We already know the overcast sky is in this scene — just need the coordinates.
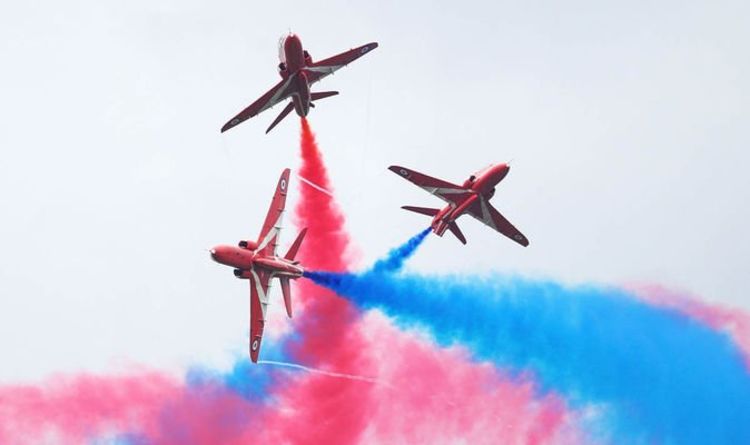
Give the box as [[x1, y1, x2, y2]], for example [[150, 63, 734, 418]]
[[1, 0, 748, 382]]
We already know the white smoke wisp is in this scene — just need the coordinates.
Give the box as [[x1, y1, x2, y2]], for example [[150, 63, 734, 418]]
[[258, 360, 392, 387], [295, 173, 335, 197]]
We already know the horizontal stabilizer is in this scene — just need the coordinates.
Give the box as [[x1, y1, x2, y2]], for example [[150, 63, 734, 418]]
[[448, 222, 467, 244], [266, 102, 295, 134], [285, 228, 307, 261], [310, 91, 339, 101], [402, 206, 439, 217]]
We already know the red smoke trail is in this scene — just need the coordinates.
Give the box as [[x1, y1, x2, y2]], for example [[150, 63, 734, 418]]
[[290, 118, 365, 366], [143, 383, 262, 444], [350, 313, 585, 444], [261, 118, 373, 444], [294, 117, 354, 274], [0, 371, 180, 443], [0, 371, 276, 444]]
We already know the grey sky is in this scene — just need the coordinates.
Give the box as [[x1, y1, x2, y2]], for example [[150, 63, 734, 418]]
[[1, 0, 748, 381]]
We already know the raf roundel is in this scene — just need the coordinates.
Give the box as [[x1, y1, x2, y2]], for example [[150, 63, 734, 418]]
[[399, 169, 409, 177], [280, 179, 287, 190], [361, 46, 369, 54], [251, 339, 259, 351]]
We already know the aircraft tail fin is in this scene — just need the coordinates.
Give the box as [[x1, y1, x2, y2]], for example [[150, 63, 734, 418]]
[[447, 222, 467, 244], [279, 228, 306, 318], [279, 277, 293, 318], [310, 91, 339, 102], [266, 102, 295, 133], [284, 228, 307, 261], [401, 206, 440, 217]]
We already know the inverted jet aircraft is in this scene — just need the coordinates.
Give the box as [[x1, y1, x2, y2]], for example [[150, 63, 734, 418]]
[[210, 169, 307, 362], [389, 164, 529, 246], [221, 33, 378, 134]]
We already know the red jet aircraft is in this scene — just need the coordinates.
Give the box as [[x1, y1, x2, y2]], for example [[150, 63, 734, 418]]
[[210, 169, 306, 362], [389, 164, 530, 246], [221, 33, 378, 134]]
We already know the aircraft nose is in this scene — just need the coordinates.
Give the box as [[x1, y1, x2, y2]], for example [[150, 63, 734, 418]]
[[209, 248, 217, 260], [285, 34, 301, 48]]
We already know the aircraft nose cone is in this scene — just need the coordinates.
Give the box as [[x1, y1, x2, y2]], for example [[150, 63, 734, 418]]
[[209, 248, 216, 260]]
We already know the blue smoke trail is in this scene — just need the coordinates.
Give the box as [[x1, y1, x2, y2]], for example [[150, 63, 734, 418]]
[[186, 337, 290, 401], [371, 227, 431, 273], [303, 270, 750, 444]]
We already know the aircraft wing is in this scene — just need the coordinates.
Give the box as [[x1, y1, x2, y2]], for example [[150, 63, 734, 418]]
[[248, 268, 273, 363], [467, 198, 530, 247], [388, 165, 473, 206], [305, 42, 378, 84], [221, 76, 297, 132], [256, 169, 290, 257]]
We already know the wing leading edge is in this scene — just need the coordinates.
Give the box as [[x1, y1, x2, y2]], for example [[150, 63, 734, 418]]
[[305, 42, 378, 84], [388, 165, 472, 205], [221, 76, 297, 133]]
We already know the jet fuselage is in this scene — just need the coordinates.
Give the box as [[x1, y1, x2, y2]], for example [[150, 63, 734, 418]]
[[210, 245, 303, 278], [431, 163, 510, 236], [279, 34, 312, 118]]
